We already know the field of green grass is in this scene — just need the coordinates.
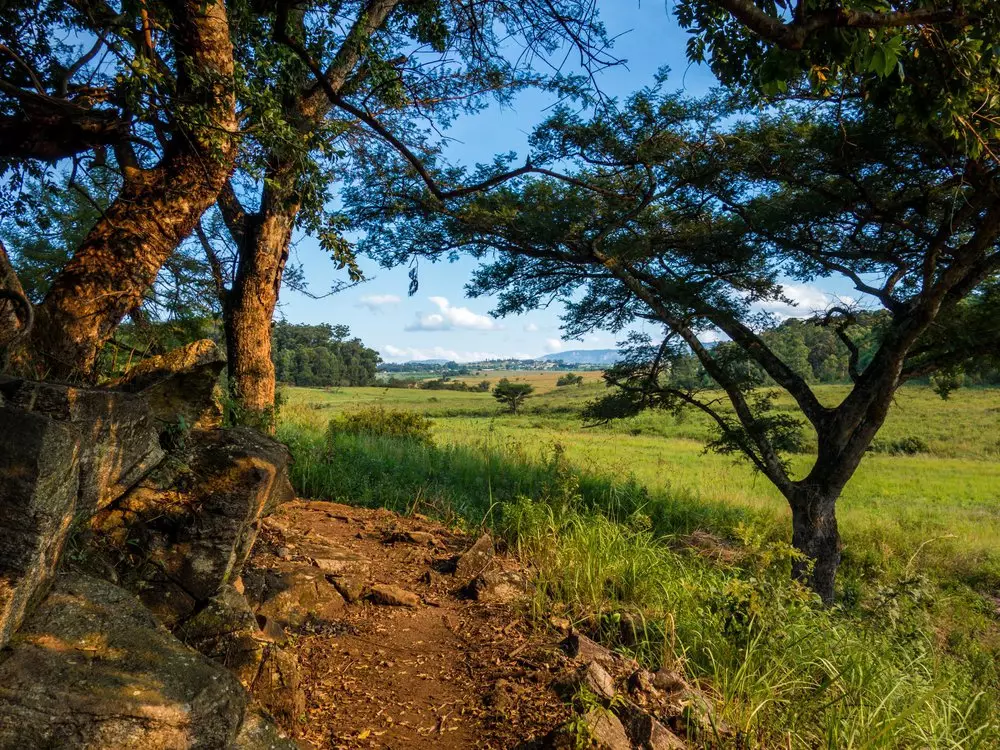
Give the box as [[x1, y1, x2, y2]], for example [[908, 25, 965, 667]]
[[277, 375, 1000, 747]]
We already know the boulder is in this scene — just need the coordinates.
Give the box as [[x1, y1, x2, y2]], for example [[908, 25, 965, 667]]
[[176, 585, 266, 688], [250, 645, 306, 729], [0, 406, 80, 647], [0, 574, 248, 749], [0, 377, 163, 516], [251, 562, 345, 627], [95, 427, 295, 603], [112, 339, 226, 431]]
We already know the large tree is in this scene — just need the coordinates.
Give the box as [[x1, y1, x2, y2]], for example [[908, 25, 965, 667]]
[[348, 87, 1000, 601], [0, 0, 238, 379], [200, 0, 614, 425]]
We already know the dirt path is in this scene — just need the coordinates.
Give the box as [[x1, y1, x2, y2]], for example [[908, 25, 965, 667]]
[[244, 500, 571, 749]]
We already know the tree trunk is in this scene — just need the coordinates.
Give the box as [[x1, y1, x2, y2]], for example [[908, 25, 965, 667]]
[[788, 484, 841, 604], [27, 0, 237, 381], [224, 179, 300, 429]]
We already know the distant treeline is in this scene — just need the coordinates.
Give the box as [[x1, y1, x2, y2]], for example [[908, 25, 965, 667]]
[[672, 313, 1000, 387], [273, 322, 380, 387], [382, 376, 491, 392]]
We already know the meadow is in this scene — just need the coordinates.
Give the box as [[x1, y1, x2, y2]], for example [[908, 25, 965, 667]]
[[278, 374, 1000, 747]]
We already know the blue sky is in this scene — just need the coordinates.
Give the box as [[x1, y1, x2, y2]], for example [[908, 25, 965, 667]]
[[278, 2, 844, 362]]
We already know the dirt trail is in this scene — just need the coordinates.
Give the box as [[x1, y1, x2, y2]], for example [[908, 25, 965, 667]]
[[245, 500, 571, 749]]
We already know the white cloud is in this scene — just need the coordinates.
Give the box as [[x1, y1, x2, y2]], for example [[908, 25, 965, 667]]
[[405, 296, 501, 331], [760, 284, 843, 320], [357, 294, 401, 311], [543, 338, 564, 353], [523, 322, 539, 332], [381, 345, 501, 363]]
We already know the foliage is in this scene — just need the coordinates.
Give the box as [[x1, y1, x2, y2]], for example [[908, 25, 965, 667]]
[[556, 372, 585, 387], [326, 405, 434, 446], [493, 378, 534, 413], [272, 321, 380, 387], [673, 0, 1000, 159]]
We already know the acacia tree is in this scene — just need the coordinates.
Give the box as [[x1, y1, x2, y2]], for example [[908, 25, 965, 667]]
[[492, 378, 533, 414], [0, 0, 237, 379], [348, 86, 1000, 601], [199, 0, 614, 425]]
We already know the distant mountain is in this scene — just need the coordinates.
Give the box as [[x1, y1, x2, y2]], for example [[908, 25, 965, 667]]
[[538, 349, 621, 365]]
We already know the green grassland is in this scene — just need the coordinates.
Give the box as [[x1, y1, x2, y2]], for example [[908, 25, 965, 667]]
[[278, 375, 1000, 747]]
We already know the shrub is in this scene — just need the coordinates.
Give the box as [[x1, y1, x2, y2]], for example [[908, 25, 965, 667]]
[[557, 372, 585, 387], [326, 406, 434, 446], [869, 435, 930, 455]]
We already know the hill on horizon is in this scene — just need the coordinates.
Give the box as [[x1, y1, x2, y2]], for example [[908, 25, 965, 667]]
[[538, 349, 620, 365]]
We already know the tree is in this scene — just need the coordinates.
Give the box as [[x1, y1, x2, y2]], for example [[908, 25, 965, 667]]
[[271, 321, 379, 387], [0, 0, 238, 379], [201, 0, 616, 424], [352, 87, 1000, 602], [556, 372, 584, 386], [492, 378, 533, 414]]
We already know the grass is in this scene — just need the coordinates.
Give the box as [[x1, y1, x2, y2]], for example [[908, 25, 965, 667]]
[[277, 374, 1000, 747]]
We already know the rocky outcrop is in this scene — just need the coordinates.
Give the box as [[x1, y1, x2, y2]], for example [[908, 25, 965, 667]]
[[0, 376, 163, 516], [0, 574, 250, 749], [112, 339, 226, 431], [93, 427, 294, 613], [0, 406, 80, 648]]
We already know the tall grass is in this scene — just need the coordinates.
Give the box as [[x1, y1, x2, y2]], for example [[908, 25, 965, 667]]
[[277, 411, 999, 747]]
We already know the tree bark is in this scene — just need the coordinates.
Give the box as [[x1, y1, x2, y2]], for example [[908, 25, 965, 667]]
[[27, 0, 237, 381], [224, 175, 300, 427], [788, 484, 841, 604]]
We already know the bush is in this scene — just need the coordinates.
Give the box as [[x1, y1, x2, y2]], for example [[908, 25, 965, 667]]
[[556, 372, 585, 387], [869, 435, 930, 455], [326, 406, 434, 446]]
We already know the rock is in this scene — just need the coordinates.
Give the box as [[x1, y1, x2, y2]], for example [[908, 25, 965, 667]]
[[176, 585, 265, 688], [392, 530, 439, 546], [549, 615, 573, 635], [251, 645, 306, 728], [0, 406, 80, 648], [652, 669, 688, 694], [628, 669, 657, 700], [112, 339, 226, 431], [580, 661, 617, 701], [135, 567, 198, 628], [545, 709, 631, 750], [97, 427, 295, 602], [0, 376, 163, 516], [454, 532, 495, 580], [0, 574, 247, 748], [675, 689, 732, 743], [619, 612, 645, 646], [561, 633, 617, 671], [466, 569, 529, 603], [253, 563, 345, 627], [232, 709, 301, 750], [617, 701, 688, 750], [309, 546, 369, 577], [368, 583, 420, 608], [330, 574, 365, 604], [255, 615, 288, 645], [231, 709, 301, 750]]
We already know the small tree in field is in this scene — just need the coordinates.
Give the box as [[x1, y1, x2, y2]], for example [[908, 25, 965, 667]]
[[493, 379, 533, 414], [352, 88, 1000, 603]]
